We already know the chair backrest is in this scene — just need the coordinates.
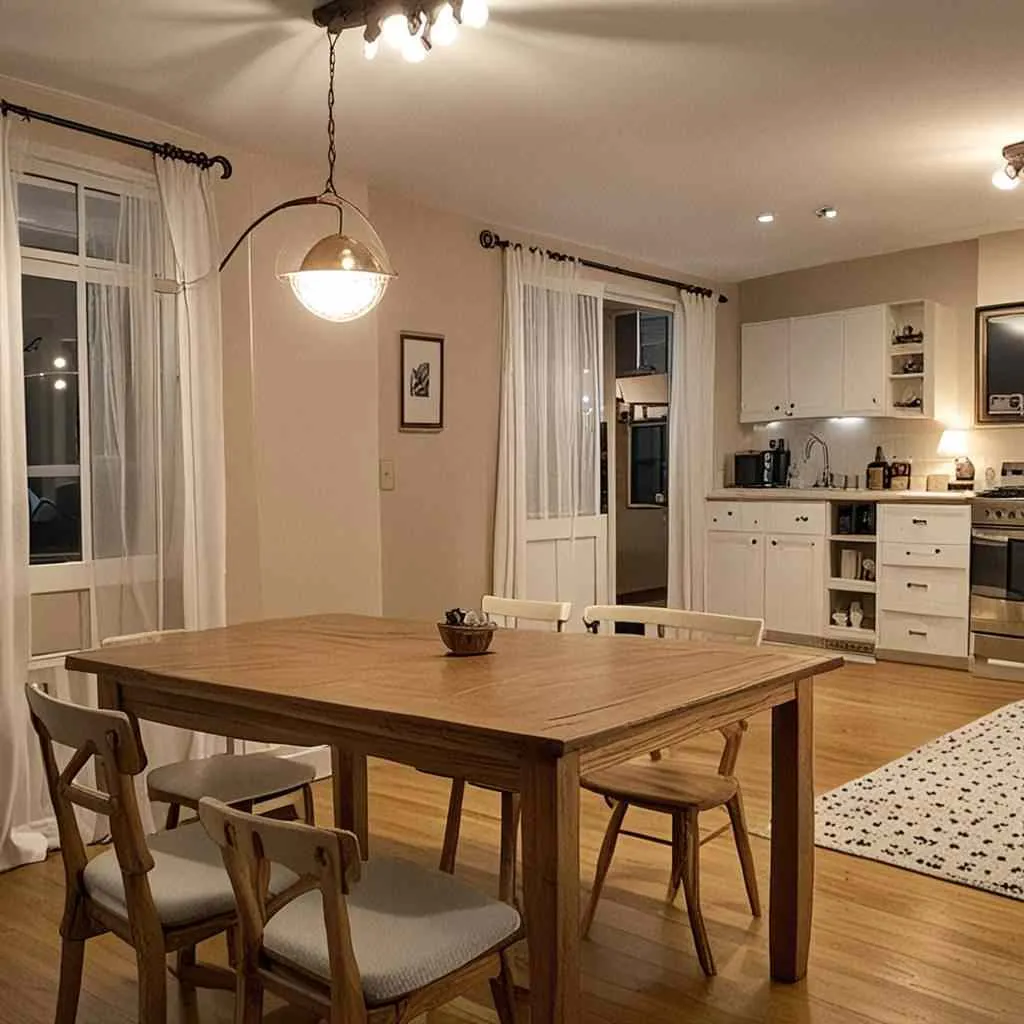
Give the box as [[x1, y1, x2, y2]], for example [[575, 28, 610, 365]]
[[199, 798, 366, 1023], [582, 605, 764, 646], [24, 683, 154, 898], [481, 596, 572, 632]]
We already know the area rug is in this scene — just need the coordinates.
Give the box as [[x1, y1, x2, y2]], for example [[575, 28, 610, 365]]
[[765, 701, 1024, 900]]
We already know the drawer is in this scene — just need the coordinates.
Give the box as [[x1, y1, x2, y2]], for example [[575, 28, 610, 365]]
[[878, 504, 970, 546], [878, 565, 968, 617], [880, 541, 969, 570], [763, 502, 827, 536], [707, 502, 764, 531], [879, 610, 968, 659]]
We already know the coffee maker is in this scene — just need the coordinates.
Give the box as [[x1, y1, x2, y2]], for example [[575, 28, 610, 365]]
[[733, 439, 790, 487]]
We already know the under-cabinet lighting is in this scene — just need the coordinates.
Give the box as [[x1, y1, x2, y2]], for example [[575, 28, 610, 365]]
[[757, 212, 775, 224], [829, 417, 864, 425]]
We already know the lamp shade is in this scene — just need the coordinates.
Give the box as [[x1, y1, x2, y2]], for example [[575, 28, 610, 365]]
[[937, 429, 970, 457], [281, 234, 395, 323]]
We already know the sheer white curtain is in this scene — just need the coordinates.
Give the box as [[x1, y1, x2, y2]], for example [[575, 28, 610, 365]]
[[493, 248, 603, 598], [668, 291, 717, 610]]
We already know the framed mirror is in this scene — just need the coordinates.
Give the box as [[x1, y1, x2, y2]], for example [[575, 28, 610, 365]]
[[977, 302, 1024, 424]]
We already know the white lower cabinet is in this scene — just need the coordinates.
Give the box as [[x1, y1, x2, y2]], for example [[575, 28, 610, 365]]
[[764, 533, 825, 637], [706, 531, 765, 619]]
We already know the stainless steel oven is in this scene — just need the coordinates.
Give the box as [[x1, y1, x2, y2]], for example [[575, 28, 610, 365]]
[[971, 489, 1024, 661]]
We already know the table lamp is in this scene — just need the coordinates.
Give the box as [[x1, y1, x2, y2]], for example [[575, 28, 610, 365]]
[[937, 429, 974, 491]]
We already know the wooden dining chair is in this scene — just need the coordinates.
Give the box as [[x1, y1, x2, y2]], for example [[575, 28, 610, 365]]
[[579, 605, 764, 976], [438, 596, 571, 902], [199, 797, 523, 1024], [25, 682, 252, 1023], [103, 631, 317, 829]]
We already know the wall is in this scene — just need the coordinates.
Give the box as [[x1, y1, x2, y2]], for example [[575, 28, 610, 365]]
[[3, 75, 383, 630]]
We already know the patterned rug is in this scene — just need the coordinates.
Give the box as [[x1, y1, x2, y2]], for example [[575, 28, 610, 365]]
[[770, 702, 1024, 900]]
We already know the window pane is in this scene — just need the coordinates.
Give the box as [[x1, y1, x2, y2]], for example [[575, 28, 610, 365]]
[[639, 313, 669, 374], [85, 188, 121, 261], [630, 421, 668, 506], [29, 474, 82, 563], [17, 175, 78, 254]]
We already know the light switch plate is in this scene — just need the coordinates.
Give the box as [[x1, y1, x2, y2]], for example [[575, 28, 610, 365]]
[[379, 459, 396, 492]]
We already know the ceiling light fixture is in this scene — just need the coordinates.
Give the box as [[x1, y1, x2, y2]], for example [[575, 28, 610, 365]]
[[815, 206, 839, 220], [993, 143, 1024, 190], [756, 212, 775, 224], [312, 0, 489, 62], [219, 29, 395, 323]]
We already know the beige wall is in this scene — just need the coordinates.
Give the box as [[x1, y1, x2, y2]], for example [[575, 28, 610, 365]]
[[4, 75, 383, 633]]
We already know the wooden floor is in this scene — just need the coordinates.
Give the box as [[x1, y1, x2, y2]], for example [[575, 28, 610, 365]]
[[3, 660, 1024, 1023]]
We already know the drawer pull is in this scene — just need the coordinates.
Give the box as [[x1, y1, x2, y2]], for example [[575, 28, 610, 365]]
[[912, 518, 928, 526], [771, 540, 777, 547], [906, 582, 929, 590], [751, 538, 758, 546], [908, 629, 928, 638], [935, 548, 942, 554]]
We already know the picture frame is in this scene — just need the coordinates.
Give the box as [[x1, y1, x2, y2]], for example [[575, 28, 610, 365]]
[[400, 332, 445, 431], [976, 301, 1024, 425]]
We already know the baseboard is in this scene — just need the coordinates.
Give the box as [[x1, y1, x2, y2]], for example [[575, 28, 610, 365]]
[[876, 648, 969, 672]]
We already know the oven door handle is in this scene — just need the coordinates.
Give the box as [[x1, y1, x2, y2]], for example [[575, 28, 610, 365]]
[[972, 530, 1013, 545]]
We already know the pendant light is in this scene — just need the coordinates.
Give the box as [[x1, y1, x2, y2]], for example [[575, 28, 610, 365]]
[[220, 30, 395, 323]]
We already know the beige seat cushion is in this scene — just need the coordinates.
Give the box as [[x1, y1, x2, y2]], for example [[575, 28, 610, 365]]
[[264, 857, 521, 1006], [146, 753, 315, 808], [84, 822, 294, 928], [582, 761, 738, 812]]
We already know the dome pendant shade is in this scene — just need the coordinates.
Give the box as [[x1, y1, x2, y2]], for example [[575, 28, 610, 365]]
[[281, 233, 395, 323]]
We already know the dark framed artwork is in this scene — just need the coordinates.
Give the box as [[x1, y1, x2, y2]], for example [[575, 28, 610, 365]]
[[400, 332, 445, 431], [976, 302, 1024, 424]]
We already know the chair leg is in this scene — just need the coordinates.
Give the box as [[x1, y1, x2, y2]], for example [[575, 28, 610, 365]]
[[164, 802, 181, 830], [439, 779, 466, 875], [55, 936, 86, 1024], [726, 791, 762, 918], [489, 951, 518, 1024], [679, 808, 716, 977], [234, 972, 263, 1024], [499, 792, 521, 905], [667, 811, 684, 903], [581, 800, 628, 938], [135, 940, 168, 1023], [300, 782, 316, 825]]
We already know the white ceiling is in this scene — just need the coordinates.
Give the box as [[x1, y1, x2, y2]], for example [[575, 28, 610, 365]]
[[2, 0, 1024, 282]]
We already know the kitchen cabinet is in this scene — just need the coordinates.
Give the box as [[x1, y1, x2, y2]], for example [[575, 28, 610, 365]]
[[706, 530, 765, 619], [842, 305, 887, 415], [788, 313, 844, 419], [764, 533, 825, 637], [740, 320, 789, 423]]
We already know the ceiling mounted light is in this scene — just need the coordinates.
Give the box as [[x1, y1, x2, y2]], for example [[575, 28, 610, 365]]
[[993, 142, 1024, 190], [756, 212, 775, 224], [219, 29, 395, 323], [815, 206, 839, 220], [314, 0, 489, 62]]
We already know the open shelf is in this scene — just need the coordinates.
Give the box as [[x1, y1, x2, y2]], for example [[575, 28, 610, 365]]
[[889, 343, 924, 355], [829, 534, 877, 542], [824, 624, 877, 642], [889, 372, 924, 380], [828, 578, 877, 593]]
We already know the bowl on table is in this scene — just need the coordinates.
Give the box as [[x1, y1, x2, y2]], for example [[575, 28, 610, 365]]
[[437, 622, 497, 656]]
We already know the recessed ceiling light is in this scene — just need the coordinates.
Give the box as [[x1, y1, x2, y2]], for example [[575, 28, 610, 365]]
[[816, 206, 839, 220], [756, 213, 775, 224], [992, 168, 1020, 191]]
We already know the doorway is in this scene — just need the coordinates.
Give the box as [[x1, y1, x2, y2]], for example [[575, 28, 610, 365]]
[[604, 300, 673, 607]]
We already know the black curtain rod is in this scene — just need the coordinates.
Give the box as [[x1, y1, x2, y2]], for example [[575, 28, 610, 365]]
[[0, 100, 233, 180], [478, 229, 727, 304]]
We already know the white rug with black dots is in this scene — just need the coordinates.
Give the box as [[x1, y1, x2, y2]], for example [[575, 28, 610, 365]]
[[812, 701, 1024, 899]]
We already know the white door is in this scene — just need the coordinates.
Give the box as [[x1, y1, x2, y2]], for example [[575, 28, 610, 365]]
[[842, 305, 887, 416], [740, 320, 790, 423], [705, 531, 765, 619], [764, 534, 825, 636], [788, 313, 844, 420], [525, 517, 608, 633]]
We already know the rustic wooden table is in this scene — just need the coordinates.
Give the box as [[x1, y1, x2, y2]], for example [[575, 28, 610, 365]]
[[69, 613, 841, 1024]]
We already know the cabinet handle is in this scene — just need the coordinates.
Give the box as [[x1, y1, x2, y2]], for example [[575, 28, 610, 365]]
[[872, 397, 878, 405], [906, 581, 929, 590], [935, 548, 942, 554], [751, 538, 758, 546], [911, 518, 928, 526], [789, 403, 795, 409], [771, 540, 777, 547], [908, 629, 928, 637], [773, 405, 781, 412], [727, 510, 734, 517]]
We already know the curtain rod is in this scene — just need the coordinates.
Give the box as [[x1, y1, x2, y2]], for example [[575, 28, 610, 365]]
[[478, 229, 727, 304], [0, 100, 233, 180]]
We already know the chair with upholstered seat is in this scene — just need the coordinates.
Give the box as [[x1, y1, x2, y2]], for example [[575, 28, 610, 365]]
[[103, 631, 316, 829], [438, 596, 571, 902], [199, 797, 523, 1024], [25, 683, 290, 1023], [579, 605, 764, 976]]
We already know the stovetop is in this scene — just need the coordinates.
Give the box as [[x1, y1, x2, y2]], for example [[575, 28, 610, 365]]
[[976, 487, 1024, 499]]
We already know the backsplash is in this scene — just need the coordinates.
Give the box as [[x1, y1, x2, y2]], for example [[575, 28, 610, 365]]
[[722, 417, 1024, 491]]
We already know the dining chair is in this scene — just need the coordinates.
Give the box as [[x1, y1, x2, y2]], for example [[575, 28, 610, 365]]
[[438, 596, 571, 902], [579, 604, 764, 976], [103, 631, 317, 829], [199, 797, 523, 1024], [24, 682, 294, 1024]]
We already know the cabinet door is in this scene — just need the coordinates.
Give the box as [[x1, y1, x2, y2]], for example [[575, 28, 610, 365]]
[[764, 534, 824, 636], [787, 313, 844, 419], [740, 320, 789, 423], [705, 531, 765, 619], [843, 305, 887, 416]]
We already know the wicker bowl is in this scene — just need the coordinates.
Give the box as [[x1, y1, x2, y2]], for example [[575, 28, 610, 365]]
[[437, 622, 496, 656]]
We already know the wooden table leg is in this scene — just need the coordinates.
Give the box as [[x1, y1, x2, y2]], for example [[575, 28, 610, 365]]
[[331, 745, 369, 857], [520, 751, 581, 1024], [770, 677, 815, 982]]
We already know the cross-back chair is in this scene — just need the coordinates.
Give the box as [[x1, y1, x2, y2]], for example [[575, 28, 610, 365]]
[[578, 605, 764, 976], [199, 797, 522, 1024]]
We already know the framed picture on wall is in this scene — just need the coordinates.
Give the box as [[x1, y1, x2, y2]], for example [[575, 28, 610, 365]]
[[400, 332, 445, 431]]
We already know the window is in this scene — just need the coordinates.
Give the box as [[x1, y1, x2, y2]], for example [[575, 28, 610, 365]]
[[629, 419, 668, 507]]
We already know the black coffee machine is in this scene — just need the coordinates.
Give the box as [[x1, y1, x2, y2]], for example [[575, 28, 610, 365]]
[[734, 439, 790, 487]]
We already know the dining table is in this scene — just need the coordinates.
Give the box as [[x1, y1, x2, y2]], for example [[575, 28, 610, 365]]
[[68, 613, 842, 1024]]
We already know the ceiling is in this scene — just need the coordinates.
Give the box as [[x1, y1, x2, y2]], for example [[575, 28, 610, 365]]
[[2, 0, 1023, 282]]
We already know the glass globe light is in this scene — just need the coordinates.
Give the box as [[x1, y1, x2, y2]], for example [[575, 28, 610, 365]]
[[461, 0, 489, 28], [432, 3, 459, 45], [282, 234, 395, 323], [382, 13, 411, 47], [993, 167, 1020, 191]]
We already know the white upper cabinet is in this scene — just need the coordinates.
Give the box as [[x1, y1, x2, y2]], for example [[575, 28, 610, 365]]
[[740, 320, 789, 423], [788, 313, 844, 420], [842, 305, 887, 415]]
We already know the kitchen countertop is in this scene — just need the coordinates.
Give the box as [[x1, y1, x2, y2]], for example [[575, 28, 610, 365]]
[[708, 487, 974, 504]]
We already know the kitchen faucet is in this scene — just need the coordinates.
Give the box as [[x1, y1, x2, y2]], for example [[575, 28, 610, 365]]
[[804, 432, 832, 488]]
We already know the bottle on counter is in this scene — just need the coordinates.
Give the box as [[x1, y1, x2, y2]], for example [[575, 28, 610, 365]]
[[890, 456, 911, 491], [866, 446, 891, 491]]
